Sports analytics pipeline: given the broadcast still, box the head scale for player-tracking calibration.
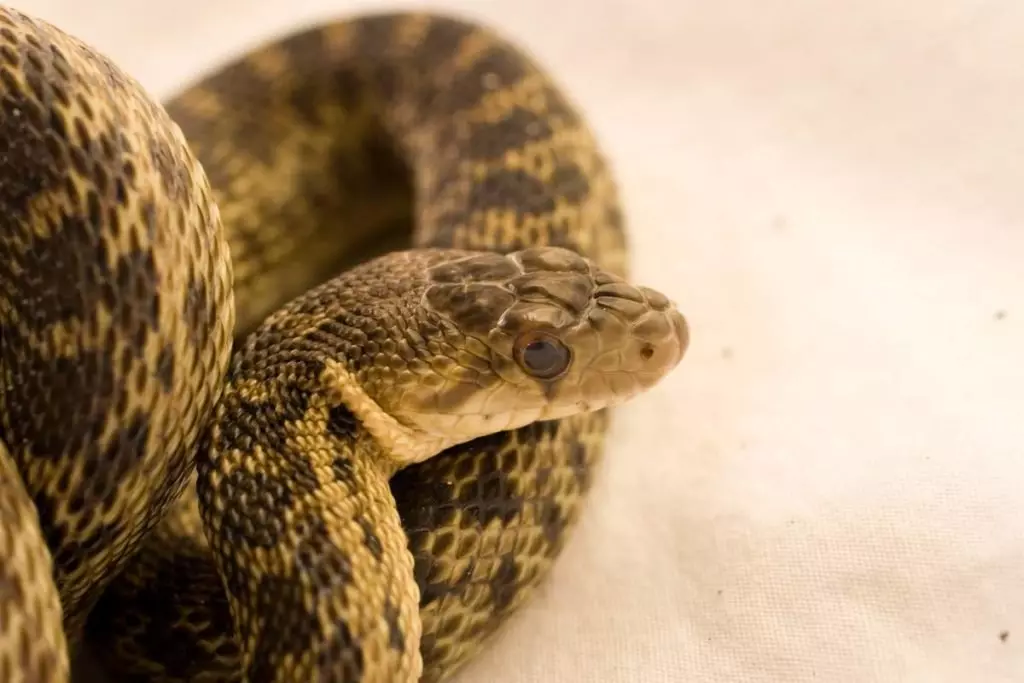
[376,246,688,447]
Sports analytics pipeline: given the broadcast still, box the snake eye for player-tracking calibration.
[514,333,571,380]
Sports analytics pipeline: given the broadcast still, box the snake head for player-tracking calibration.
[379,246,688,449]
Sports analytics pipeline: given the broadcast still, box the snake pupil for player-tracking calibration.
[519,337,570,379]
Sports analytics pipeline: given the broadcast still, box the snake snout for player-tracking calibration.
[630,297,689,384]
[388,250,687,445]
[567,280,688,407]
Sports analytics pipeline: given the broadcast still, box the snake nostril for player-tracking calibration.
[639,344,654,361]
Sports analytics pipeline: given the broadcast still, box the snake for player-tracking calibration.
[0,6,688,683]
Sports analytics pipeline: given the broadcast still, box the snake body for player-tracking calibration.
[0,7,688,683]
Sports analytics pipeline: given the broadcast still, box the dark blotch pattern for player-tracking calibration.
[332,456,357,487]
[0,6,239,645]
[463,107,553,161]
[466,168,557,215]
[212,467,294,550]
[314,622,363,681]
[87,535,238,682]
[247,519,361,680]
[4,349,115,461]
[69,7,626,683]
[357,515,383,561]
[383,600,405,653]
[489,554,520,613]
[155,343,176,392]
[0,80,58,217]
[407,15,476,82]
[275,28,333,127]
[327,403,358,440]
[346,15,402,103]
[455,451,521,528]
[414,555,474,608]
[538,499,568,548]
[183,272,214,347]
[439,46,528,116]
[391,416,606,680]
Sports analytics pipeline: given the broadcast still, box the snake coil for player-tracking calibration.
[0,7,687,683]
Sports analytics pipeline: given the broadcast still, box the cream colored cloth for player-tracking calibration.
[22,0,1024,681]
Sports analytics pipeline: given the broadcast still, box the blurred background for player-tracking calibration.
[21,0,1024,681]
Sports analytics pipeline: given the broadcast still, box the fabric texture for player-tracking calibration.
[23,0,1024,680]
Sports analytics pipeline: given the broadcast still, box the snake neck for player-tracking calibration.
[197,368,424,682]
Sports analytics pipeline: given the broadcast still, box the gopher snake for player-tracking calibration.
[0,7,688,683]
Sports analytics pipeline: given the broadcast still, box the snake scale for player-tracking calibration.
[0,6,688,683]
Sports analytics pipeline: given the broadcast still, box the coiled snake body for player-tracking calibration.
[0,7,688,683]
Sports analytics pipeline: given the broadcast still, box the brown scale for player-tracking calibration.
[0,6,688,683]
[0,3,233,677]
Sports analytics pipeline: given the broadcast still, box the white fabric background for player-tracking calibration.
[17,0,1024,681]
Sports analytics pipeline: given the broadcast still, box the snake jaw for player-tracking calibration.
[320,359,447,467]
[373,247,689,446]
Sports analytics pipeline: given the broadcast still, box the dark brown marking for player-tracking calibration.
[465,168,556,215]
[331,456,357,487]
[489,554,520,612]
[88,537,236,681]
[569,440,592,490]
[155,343,175,392]
[246,518,360,679]
[183,271,214,347]
[407,16,477,76]
[108,246,160,353]
[207,467,294,549]
[424,283,516,339]
[392,461,459,530]
[448,434,526,528]
[463,107,553,160]
[327,403,358,440]
[2,213,157,335]
[39,499,120,579]
[217,397,290,454]
[3,348,115,461]
[346,15,407,104]
[383,600,405,653]
[538,499,568,549]
[429,531,454,557]
[440,45,529,115]
[549,162,591,205]
[357,515,383,561]
[271,28,336,126]
[314,621,363,680]
[147,134,192,203]
[415,556,474,608]
[294,518,354,594]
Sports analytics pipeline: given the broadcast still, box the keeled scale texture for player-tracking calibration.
[91,13,634,683]
[0,2,233,673]
[0,7,686,683]
[0,442,67,682]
